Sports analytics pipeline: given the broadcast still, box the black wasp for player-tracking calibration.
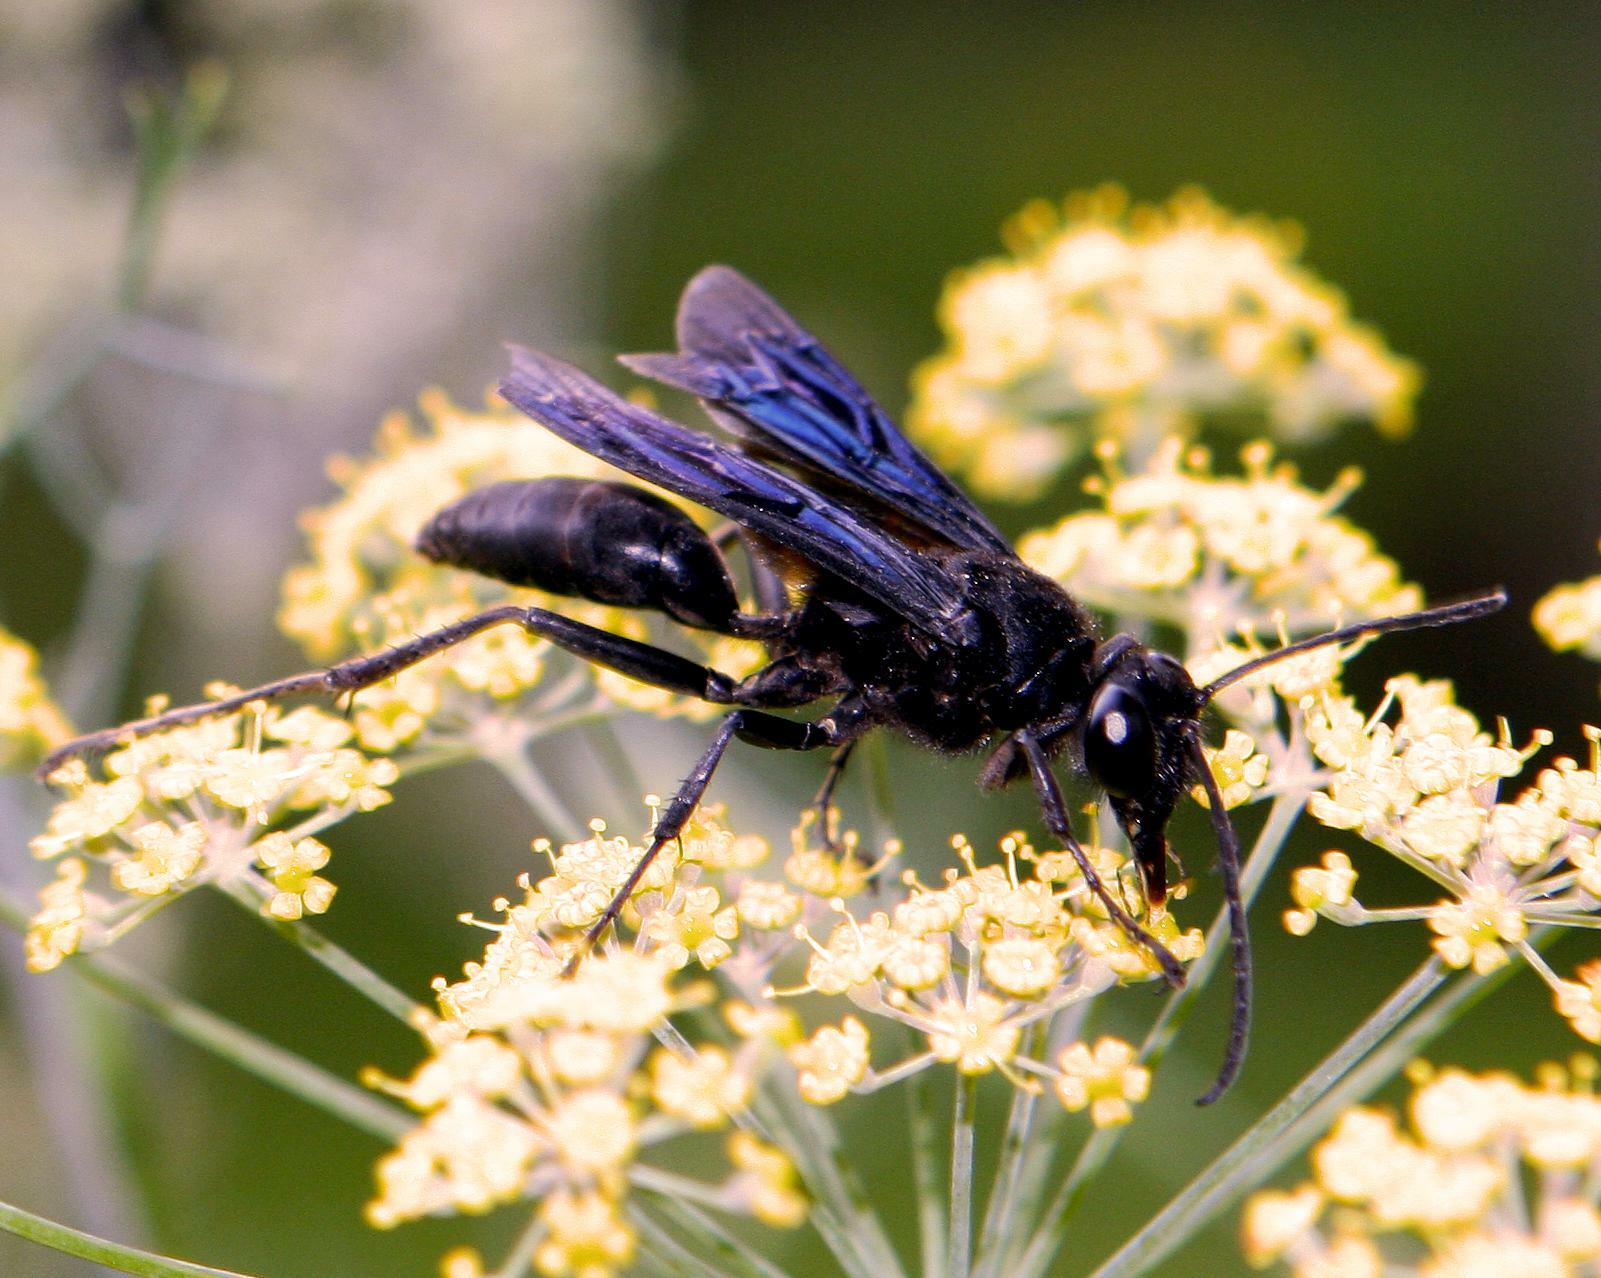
[42,266,1504,1103]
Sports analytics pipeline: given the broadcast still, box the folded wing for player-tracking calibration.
[621,265,1013,556]
[500,345,975,642]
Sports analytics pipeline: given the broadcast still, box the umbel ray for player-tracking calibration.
[39,266,1506,1104]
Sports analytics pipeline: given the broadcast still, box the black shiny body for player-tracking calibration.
[779,551,1101,753]
[418,478,739,631]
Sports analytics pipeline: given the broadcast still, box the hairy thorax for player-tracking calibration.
[807,552,1100,753]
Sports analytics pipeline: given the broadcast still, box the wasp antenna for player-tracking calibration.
[1200,589,1507,702]
[1189,731,1252,1106]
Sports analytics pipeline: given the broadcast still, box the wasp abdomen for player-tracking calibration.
[416,478,739,630]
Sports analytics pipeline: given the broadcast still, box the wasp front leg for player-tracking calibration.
[1016,732,1187,989]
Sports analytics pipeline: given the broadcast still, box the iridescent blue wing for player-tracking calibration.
[619,266,1013,556]
[500,346,976,642]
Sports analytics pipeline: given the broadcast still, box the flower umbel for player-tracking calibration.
[1285,675,1601,1044]
[365,803,1212,1276]
[909,185,1418,499]
[24,699,395,969]
[277,391,762,754]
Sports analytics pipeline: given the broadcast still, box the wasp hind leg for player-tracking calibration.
[39,604,754,779]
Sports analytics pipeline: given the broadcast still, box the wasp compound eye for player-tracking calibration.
[1084,683,1156,798]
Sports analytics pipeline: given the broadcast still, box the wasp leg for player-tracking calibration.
[1016,732,1186,988]
[572,708,846,968]
[39,604,762,778]
[800,741,858,855]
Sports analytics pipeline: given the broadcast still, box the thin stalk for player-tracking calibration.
[0,890,411,1142]
[0,1197,259,1278]
[3,795,149,1269]
[630,1208,738,1278]
[1093,927,1567,1278]
[0,313,112,458]
[632,1185,796,1278]
[489,747,584,844]
[118,64,227,312]
[1002,787,1306,1276]
[947,1072,979,1278]
[487,1210,548,1278]
[583,719,647,813]
[971,1027,1046,1278]
[904,1060,948,1278]
[755,1081,907,1278]
[219,879,420,1023]
[1080,956,1447,1278]
[55,514,162,723]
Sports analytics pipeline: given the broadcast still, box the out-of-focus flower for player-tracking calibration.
[1243,1060,1601,1275]
[0,628,72,771]
[909,186,1418,499]
[1053,1037,1151,1127]
[1536,548,1601,694]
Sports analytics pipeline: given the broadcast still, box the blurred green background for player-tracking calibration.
[3,2,1600,1274]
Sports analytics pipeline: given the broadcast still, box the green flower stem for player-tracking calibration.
[1004,786,1307,1278]
[904,1059,949,1278]
[755,1080,907,1278]
[970,1026,1047,1278]
[631,1184,796,1278]
[487,1210,548,1278]
[1082,955,1447,1278]
[582,719,647,813]
[0,1196,260,1278]
[0,890,411,1142]
[947,1071,979,1278]
[119,63,227,312]
[1090,929,1563,1278]
[488,745,585,844]
[219,879,421,1023]
[631,1207,739,1278]
[1223,929,1563,1239]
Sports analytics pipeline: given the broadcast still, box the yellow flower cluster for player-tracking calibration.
[0,627,72,771]
[365,817,806,1278]
[1287,675,1601,1038]
[908,186,1419,499]
[277,390,761,752]
[779,830,1197,1114]
[367,801,1204,1274]
[1245,1060,1601,1277]
[25,699,395,971]
[1019,439,1421,651]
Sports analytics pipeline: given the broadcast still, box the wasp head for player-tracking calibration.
[1082,642,1205,905]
